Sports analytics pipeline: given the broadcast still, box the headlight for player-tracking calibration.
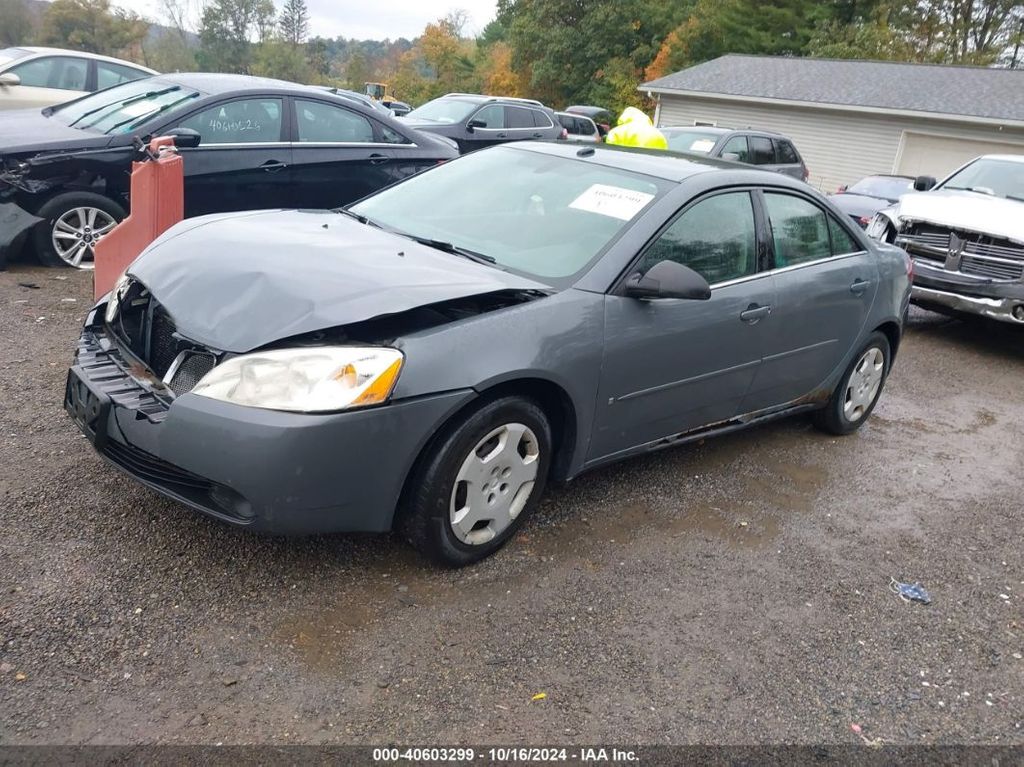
[104,272,130,323]
[191,346,404,413]
[865,214,888,239]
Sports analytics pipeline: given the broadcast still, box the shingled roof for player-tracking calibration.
[642,55,1024,124]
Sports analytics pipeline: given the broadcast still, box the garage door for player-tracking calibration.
[896,132,1024,178]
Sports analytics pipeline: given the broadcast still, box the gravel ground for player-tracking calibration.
[0,264,1021,746]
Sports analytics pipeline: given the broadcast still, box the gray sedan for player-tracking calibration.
[65,143,911,566]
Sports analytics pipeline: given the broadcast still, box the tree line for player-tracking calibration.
[1,0,1021,113]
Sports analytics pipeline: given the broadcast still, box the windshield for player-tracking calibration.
[0,47,31,67]
[406,98,478,124]
[664,129,721,154]
[50,79,202,134]
[350,146,670,285]
[846,175,913,200]
[938,158,1024,201]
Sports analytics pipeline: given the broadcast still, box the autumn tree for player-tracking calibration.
[38,0,149,58]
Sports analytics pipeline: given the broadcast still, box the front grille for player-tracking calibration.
[168,352,216,396]
[108,278,220,393]
[899,223,1024,281]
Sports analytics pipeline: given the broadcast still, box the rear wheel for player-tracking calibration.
[33,192,124,269]
[399,396,552,567]
[813,332,891,435]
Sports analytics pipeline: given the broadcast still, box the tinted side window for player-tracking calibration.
[472,104,504,129]
[775,139,799,164]
[296,99,373,142]
[378,122,411,144]
[506,106,534,129]
[828,215,861,254]
[97,61,146,90]
[720,135,749,163]
[639,192,758,284]
[749,136,775,165]
[764,193,831,267]
[176,98,283,144]
[11,56,87,90]
[531,109,553,128]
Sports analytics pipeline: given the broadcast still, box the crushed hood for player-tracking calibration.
[128,209,549,353]
[0,108,112,156]
[894,190,1024,243]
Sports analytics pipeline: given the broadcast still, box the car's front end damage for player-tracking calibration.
[64,209,555,534]
[868,191,1024,325]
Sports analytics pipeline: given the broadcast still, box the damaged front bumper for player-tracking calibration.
[64,304,476,534]
[910,260,1024,324]
[0,200,41,268]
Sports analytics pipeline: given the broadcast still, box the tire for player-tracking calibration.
[33,192,125,269]
[813,331,891,436]
[399,396,552,567]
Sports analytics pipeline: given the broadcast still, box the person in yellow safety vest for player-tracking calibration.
[604,107,668,150]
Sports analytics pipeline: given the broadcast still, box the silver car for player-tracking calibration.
[65,143,910,566]
[663,126,809,182]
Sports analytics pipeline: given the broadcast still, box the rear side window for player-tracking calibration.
[720,135,749,163]
[97,61,146,90]
[749,136,775,165]
[764,193,831,266]
[295,99,373,143]
[531,109,553,128]
[506,106,534,129]
[640,192,758,284]
[775,139,799,164]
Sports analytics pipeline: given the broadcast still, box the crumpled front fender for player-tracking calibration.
[0,201,42,270]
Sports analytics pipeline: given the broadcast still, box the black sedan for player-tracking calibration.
[829,174,914,228]
[0,73,457,268]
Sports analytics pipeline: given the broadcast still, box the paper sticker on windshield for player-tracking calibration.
[569,184,655,221]
[689,139,715,152]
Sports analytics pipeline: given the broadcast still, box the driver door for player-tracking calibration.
[589,190,776,461]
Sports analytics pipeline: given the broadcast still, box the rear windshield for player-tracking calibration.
[50,80,202,134]
[351,146,671,286]
[405,98,478,124]
[664,129,721,154]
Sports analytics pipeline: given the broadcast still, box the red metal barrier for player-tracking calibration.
[93,136,184,300]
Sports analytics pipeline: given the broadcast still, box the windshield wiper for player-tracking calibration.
[1006,193,1024,202]
[944,185,995,195]
[68,86,180,128]
[336,208,381,227]
[106,92,199,134]
[402,233,496,264]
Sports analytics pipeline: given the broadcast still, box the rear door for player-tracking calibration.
[590,190,776,461]
[167,96,291,216]
[504,105,541,142]
[772,138,805,179]
[744,190,878,410]
[288,97,396,209]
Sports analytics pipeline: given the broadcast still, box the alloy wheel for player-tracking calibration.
[51,207,117,269]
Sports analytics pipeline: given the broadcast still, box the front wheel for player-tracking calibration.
[813,332,891,435]
[33,192,125,269]
[399,396,552,567]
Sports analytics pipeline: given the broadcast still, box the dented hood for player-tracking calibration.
[128,209,548,353]
[894,190,1024,243]
[0,108,112,156]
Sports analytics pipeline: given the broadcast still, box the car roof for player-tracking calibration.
[151,72,333,96]
[506,140,809,186]
[17,46,158,73]
[662,126,732,135]
[556,111,595,121]
[979,154,1024,164]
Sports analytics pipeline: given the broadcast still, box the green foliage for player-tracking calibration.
[38,0,148,57]
[252,38,311,81]
[145,29,199,72]
[0,0,35,47]
[279,0,309,46]
[198,0,275,73]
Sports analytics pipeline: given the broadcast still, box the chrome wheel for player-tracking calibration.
[843,347,884,422]
[449,422,540,546]
[51,207,117,269]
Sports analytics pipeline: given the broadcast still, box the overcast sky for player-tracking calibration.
[116,0,499,41]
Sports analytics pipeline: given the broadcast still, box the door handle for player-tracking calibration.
[369,153,388,165]
[497,132,508,139]
[740,303,772,324]
[260,160,287,173]
[850,279,872,295]
[532,132,542,138]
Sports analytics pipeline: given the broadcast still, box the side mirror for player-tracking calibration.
[914,175,936,191]
[0,72,20,87]
[466,119,486,131]
[837,184,848,193]
[164,127,201,149]
[721,152,740,162]
[624,260,711,301]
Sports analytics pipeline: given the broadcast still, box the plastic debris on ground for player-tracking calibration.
[889,577,932,604]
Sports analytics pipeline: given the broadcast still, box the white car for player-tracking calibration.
[0,47,156,111]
